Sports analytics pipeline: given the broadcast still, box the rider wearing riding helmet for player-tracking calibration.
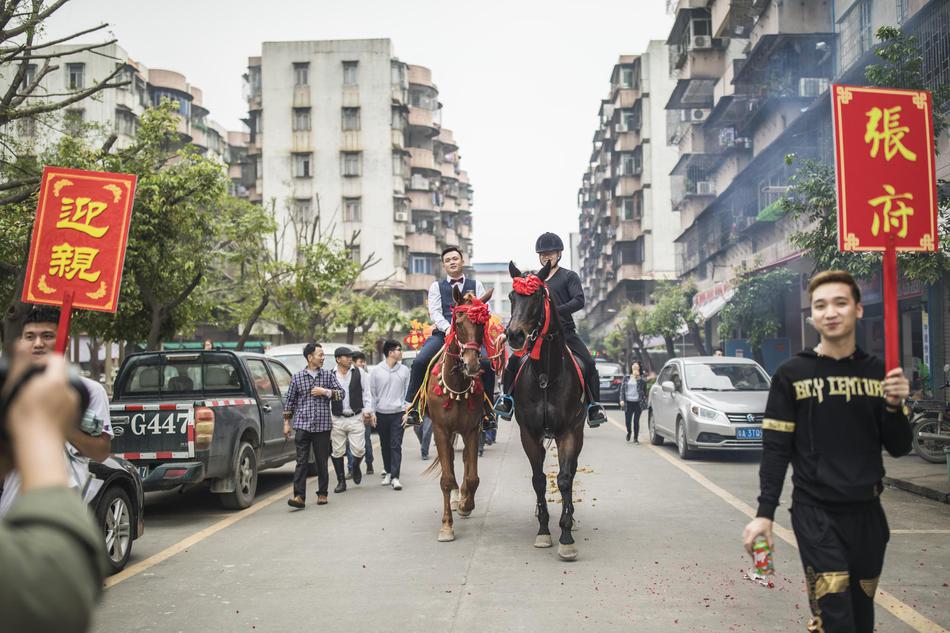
[494,232,608,427]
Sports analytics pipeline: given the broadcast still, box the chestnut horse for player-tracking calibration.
[423,286,494,542]
[505,261,586,561]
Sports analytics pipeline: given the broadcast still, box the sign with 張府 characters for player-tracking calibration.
[22,166,136,312]
[832,84,938,253]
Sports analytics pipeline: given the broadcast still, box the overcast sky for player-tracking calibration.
[46,0,673,270]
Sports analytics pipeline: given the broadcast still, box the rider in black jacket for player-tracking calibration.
[494,232,607,427]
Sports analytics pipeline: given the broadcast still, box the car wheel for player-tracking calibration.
[96,486,133,574]
[220,441,259,509]
[676,418,695,460]
[648,410,664,446]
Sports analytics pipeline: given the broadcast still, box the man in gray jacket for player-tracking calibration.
[365,340,410,490]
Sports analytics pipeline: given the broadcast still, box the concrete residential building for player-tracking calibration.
[244,39,475,310]
[667,0,949,383]
[577,43,681,339]
[472,262,513,322]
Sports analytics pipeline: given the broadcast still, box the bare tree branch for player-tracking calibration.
[0,0,72,41]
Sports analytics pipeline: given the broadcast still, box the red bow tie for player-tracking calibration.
[450,278,463,285]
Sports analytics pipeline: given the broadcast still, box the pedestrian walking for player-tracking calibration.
[620,361,647,443]
[330,347,370,493]
[365,340,410,490]
[742,270,911,633]
[415,415,434,460]
[347,350,375,476]
[283,343,343,509]
[403,246,497,431]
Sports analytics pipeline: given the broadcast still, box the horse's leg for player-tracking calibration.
[432,422,457,542]
[457,426,480,517]
[519,424,551,548]
[555,425,584,561]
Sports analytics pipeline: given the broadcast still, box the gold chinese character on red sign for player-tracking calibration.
[48,242,102,282]
[864,106,917,162]
[869,184,914,239]
[57,197,110,238]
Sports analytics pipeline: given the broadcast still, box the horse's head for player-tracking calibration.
[451,285,494,379]
[505,260,552,351]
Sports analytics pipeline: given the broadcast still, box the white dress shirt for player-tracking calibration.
[428,275,487,334]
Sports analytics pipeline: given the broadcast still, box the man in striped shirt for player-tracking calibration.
[283,343,344,508]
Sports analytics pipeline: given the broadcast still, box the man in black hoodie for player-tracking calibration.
[742,270,911,633]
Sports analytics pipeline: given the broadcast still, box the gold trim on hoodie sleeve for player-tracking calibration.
[763,418,796,432]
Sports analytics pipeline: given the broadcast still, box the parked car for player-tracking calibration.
[595,361,623,407]
[85,455,145,574]
[647,356,771,459]
[267,342,350,373]
[109,350,302,509]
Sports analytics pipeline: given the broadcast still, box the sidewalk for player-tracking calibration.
[883,453,950,504]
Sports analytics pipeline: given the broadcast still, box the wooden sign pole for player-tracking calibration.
[882,236,899,371]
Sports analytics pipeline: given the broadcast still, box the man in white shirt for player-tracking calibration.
[330,347,371,494]
[404,246,496,428]
[347,350,375,477]
[364,340,411,490]
[0,307,112,518]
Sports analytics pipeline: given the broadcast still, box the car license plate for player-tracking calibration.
[737,428,762,440]
[600,381,611,388]
[137,466,150,479]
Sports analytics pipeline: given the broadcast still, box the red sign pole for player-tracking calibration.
[882,236,899,370]
[54,290,74,355]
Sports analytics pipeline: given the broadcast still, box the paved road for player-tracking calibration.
[93,409,950,632]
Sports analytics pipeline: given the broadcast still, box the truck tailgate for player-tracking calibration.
[110,403,195,460]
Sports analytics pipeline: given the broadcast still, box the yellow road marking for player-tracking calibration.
[890,529,950,534]
[607,417,949,633]
[104,483,291,589]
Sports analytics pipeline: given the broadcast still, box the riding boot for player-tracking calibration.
[351,456,363,485]
[493,395,513,420]
[332,457,347,493]
[404,407,422,427]
[588,404,607,427]
[482,405,498,431]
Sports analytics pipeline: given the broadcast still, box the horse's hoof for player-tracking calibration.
[457,504,472,517]
[438,528,455,542]
[557,543,578,561]
[534,534,553,548]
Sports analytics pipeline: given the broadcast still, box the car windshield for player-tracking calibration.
[684,363,770,391]
[596,363,622,376]
[274,354,307,374]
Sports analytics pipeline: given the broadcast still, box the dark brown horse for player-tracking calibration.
[505,261,586,560]
[424,286,494,542]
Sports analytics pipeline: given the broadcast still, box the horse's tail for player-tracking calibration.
[421,432,458,477]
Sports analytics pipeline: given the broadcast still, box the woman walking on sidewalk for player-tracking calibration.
[620,361,647,443]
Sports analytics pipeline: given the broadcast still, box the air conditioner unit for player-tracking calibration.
[692,35,712,50]
[696,181,715,195]
[394,211,409,222]
[799,77,830,98]
[735,137,752,149]
[691,109,710,122]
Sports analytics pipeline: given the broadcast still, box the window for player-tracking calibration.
[115,108,137,136]
[621,153,640,176]
[341,152,362,177]
[250,110,262,137]
[292,107,311,131]
[342,107,361,130]
[64,108,84,133]
[343,197,361,222]
[392,152,405,176]
[293,198,312,222]
[120,359,243,395]
[16,117,35,137]
[246,359,278,396]
[267,361,293,397]
[293,62,309,86]
[343,61,358,85]
[621,67,635,89]
[293,153,312,178]
[410,255,435,275]
[21,63,36,90]
[393,245,408,268]
[622,110,639,132]
[349,244,361,264]
[391,108,405,130]
[66,63,84,90]
[620,197,635,221]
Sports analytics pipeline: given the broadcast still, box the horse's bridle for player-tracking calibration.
[509,281,554,360]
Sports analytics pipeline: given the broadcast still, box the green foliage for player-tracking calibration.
[638,281,700,343]
[718,267,796,353]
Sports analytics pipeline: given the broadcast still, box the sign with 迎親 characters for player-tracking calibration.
[22,166,136,313]
[832,84,938,253]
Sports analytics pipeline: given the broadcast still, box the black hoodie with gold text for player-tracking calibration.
[756,347,912,520]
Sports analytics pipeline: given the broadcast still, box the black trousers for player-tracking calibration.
[293,429,331,497]
[791,502,889,633]
[502,330,600,402]
[375,412,405,478]
[624,402,642,438]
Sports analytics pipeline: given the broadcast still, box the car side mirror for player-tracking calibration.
[661,381,675,393]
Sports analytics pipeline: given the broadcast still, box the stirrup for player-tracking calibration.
[587,404,606,428]
[493,394,513,420]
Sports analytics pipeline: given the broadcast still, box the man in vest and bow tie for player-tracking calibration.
[404,246,496,430]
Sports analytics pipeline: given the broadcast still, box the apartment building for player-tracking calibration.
[577,42,681,339]
[244,39,475,310]
[472,262,513,322]
[1,43,246,195]
[667,0,949,382]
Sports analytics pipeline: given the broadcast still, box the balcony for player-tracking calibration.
[442,228,458,244]
[407,233,439,254]
[407,65,436,88]
[616,263,643,281]
[408,107,439,132]
[438,128,458,150]
[408,147,438,172]
[406,273,434,291]
[458,223,472,239]
[439,162,459,180]
[614,130,642,152]
[616,219,642,242]
[612,87,641,109]
[441,196,457,213]
[711,0,754,37]
[614,174,642,197]
[409,190,439,212]
[750,0,832,48]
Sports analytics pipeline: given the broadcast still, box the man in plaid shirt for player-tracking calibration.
[283,342,344,508]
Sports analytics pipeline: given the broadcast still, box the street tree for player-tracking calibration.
[783,26,950,283]
[718,267,797,361]
[639,281,706,357]
[335,291,403,346]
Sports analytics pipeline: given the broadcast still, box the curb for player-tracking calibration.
[883,476,950,504]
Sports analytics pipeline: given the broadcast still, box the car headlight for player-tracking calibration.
[690,403,723,421]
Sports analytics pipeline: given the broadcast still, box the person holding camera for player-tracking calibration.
[1,340,107,633]
[620,361,647,443]
[0,307,112,518]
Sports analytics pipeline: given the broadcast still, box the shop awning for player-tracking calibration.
[696,289,735,321]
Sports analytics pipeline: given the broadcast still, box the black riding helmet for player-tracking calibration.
[535,232,564,253]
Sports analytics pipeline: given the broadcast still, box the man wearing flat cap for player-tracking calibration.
[330,347,372,494]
